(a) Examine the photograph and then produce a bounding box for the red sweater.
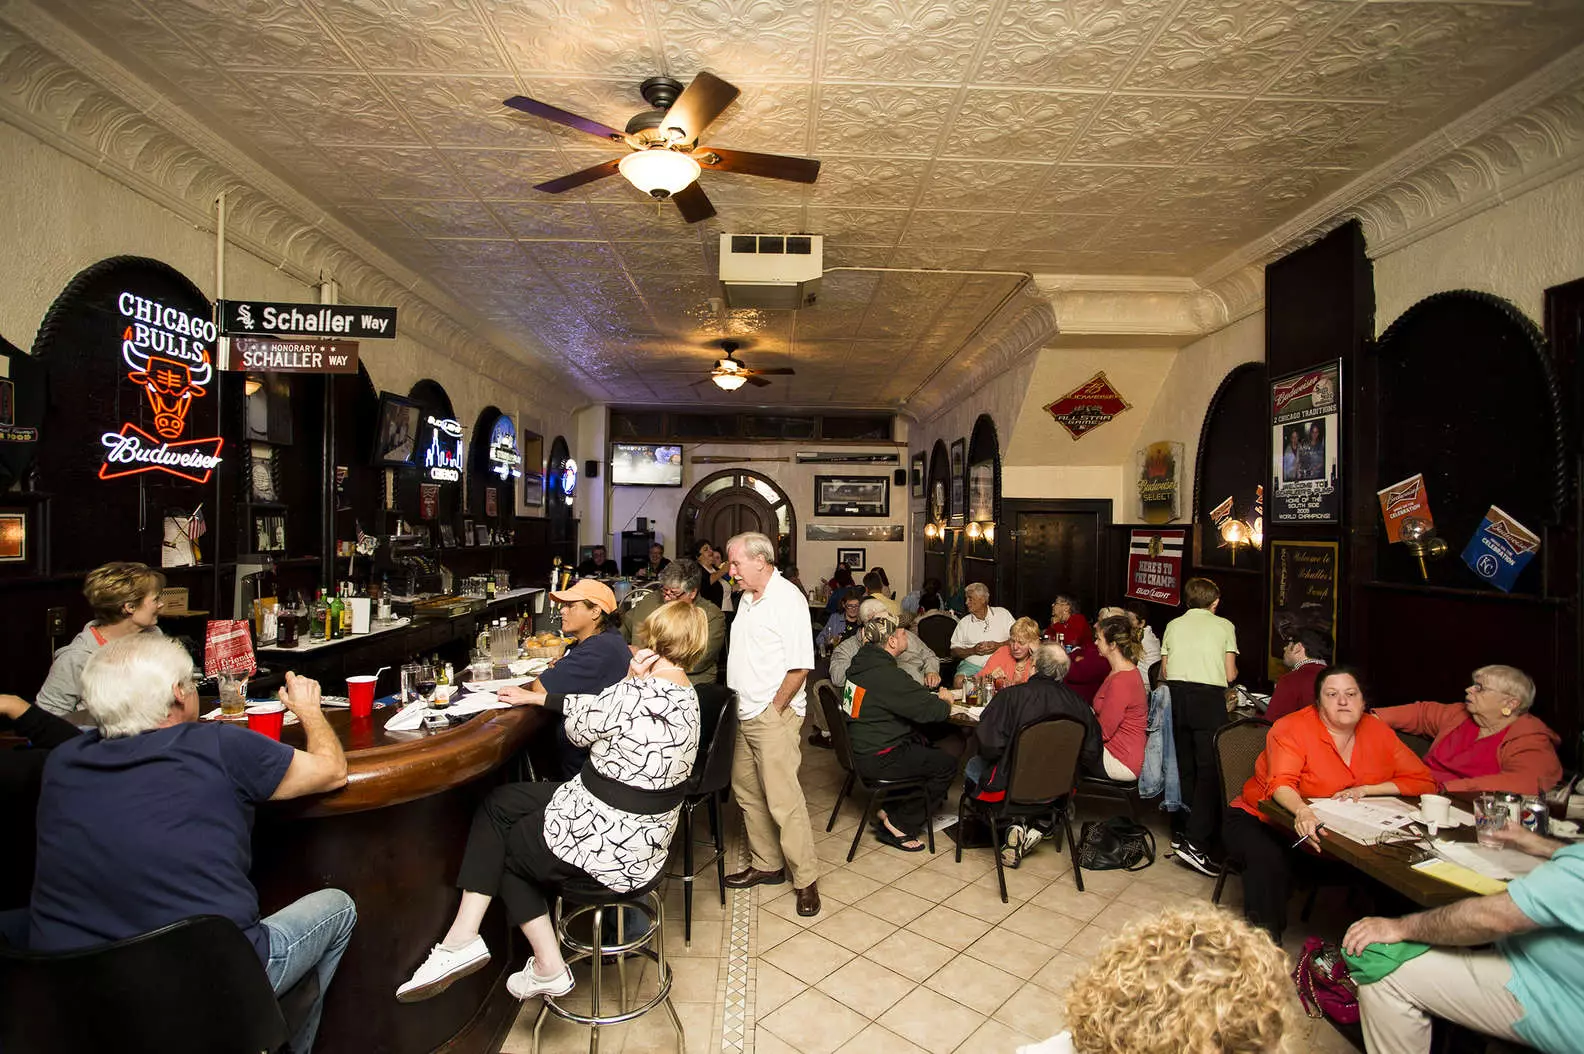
[1093,670,1147,774]
[1373,701,1563,795]
[1044,613,1091,650]
[1265,662,1325,722]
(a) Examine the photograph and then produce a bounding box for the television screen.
[374,392,420,467]
[611,443,683,486]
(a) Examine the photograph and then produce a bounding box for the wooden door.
[999,500,1111,624]
[697,489,776,550]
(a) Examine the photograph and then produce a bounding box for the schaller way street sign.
[217,299,397,339]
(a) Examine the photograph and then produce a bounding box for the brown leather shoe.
[795,883,821,917]
[723,867,786,889]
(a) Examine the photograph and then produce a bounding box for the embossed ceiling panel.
[30,0,1584,409]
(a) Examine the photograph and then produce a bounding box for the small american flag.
[187,505,206,540]
[356,521,368,547]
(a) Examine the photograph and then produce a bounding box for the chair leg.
[616,907,628,1014]
[708,794,726,907]
[921,787,936,855]
[589,905,604,1054]
[954,794,967,863]
[652,894,685,1054]
[1212,868,1228,905]
[988,816,1008,903]
[1062,809,1084,892]
[849,791,875,862]
[827,772,854,832]
[681,805,695,945]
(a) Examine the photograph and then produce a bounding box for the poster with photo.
[1270,361,1341,524]
[949,439,965,526]
[1268,540,1339,679]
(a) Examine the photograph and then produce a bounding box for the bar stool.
[533,872,684,1054]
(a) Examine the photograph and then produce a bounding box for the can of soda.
[1520,797,1550,836]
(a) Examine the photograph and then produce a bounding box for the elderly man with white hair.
[29,634,355,1054]
[949,582,1014,681]
[721,531,821,917]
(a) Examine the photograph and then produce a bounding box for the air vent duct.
[718,233,822,310]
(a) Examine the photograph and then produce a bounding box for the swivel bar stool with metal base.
[532,871,684,1054]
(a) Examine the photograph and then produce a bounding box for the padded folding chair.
[1212,716,1272,905]
[815,679,937,862]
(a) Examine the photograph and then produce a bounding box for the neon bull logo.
[123,326,211,439]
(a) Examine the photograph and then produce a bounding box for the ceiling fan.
[503,72,820,223]
[697,341,794,391]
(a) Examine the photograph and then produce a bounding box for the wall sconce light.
[1219,517,1252,565]
[965,521,982,540]
[924,522,940,540]
[243,375,264,397]
[1399,517,1448,580]
[982,522,995,544]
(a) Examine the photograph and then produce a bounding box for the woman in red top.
[1043,594,1090,652]
[1222,666,1435,940]
[1375,665,1562,796]
[1091,615,1147,780]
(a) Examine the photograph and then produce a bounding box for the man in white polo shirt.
[950,582,1014,681]
[722,531,821,917]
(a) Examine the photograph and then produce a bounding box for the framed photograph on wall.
[1271,360,1342,524]
[949,439,966,526]
[0,511,26,562]
[814,475,890,517]
[968,461,995,523]
[835,547,867,572]
[910,452,925,499]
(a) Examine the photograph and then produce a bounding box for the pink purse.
[1292,937,1360,1024]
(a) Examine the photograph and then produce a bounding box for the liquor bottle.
[328,590,345,640]
[309,590,327,641]
[338,583,353,636]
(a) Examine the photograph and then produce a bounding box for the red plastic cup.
[346,675,378,719]
[245,702,286,740]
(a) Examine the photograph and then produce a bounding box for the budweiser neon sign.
[99,290,224,483]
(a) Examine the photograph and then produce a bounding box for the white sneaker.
[507,957,576,1000]
[1020,827,1044,858]
[396,936,490,1003]
[1000,825,1025,869]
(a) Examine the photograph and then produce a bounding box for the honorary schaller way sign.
[225,336,360,374]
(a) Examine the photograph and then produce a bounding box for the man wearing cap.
[503,578,630,779]
[722,532,821,917]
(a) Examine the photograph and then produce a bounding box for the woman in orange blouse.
[1222,666,1436,940]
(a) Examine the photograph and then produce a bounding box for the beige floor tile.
[961,927,1059,980]
[1065,865,1136,896]
[812,905,900,953]
[851,887,936,927]
[756,909,802,953]
[949,876,1030,920]
[954,1016,1039,1054]
[664,956,722,1003]
[754,960,809,1017]
[816,865,885,904]
[664,917,724,956]
[1062,926,1105,959]
[847,847,930,883]
[1028,950,1089,995]
[835,1022,928,1054]
[1114,877,1191,910]
[1026,880,1112,922]
[816,837,865,866]
[621,999,713,1054]
[1015,844,1076,879]
[815,954,920,1019]
[894,866,970,902]
[755,1024,802,1054]
[500,1002,589,1054]
[924,847,997,881]
[761,929,856,985]
[906,904,994,951]
[970,862,1058,903]
[923,955,1023,1015]
[760,988,870,1054]
[878,986,987,1054]
[999,903,1087,948]
[993,979,1068,1039]
[1086,897,1157,935]
[762,886,848,926]
[864,929,958,983]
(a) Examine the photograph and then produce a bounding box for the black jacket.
[843,643,950,755]
[972,674,1101,797]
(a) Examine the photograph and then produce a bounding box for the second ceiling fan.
[504,71,820,223]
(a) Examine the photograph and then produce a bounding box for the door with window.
[998,499,1111,624]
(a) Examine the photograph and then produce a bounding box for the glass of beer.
[218,674,247,718]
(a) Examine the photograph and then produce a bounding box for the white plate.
[1550,818,1581,839]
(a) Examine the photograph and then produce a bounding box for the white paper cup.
[1420,793,1452,825]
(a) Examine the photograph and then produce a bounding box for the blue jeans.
[963,755,985,787]
[263,888,357,1054]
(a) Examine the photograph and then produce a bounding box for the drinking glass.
[416,673,437,707]
[1474,793,1511,847]
[400,663,426,707]
[218,674,247,717]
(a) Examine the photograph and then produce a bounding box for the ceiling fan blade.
[695,146,820,184]
[504,95,627,144]
[673,181,716,224]
[661,71,739,144]
[533,158,622,194]
[745,375,773,387]
[747,367,795,376]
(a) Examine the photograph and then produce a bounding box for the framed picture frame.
[439,523,457,548]
[949,439,966,526]
[1270,360,1342,525]
[910,452,925,499]
[0,510,26,562]
[968,460,995,523]
[461,517,475,546]
[835,547,867,572]
[814,475,890,518]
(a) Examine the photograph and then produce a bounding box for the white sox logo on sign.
[236,304,256,329]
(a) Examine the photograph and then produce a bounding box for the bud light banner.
[1460,505,1540,593]
[1270,361,1341,524]
[1125,529,1185,607]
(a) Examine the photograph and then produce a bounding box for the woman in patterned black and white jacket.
[396,600,707,1005]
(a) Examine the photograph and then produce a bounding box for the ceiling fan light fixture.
[618,148,701,199]
[712,372,748,391]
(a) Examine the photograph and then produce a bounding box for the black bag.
[1078,817,1156,871]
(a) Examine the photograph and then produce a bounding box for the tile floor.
[503,723,1364,1054]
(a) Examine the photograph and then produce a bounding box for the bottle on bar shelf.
[328,589,345,640]
[338,583,354,637]
[309,589,328,641]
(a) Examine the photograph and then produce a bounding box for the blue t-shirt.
[30,721,294,964]
[537,627,630,697]
[1501,843,1584,1054]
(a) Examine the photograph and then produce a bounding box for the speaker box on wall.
[585,460,599,479]
[893,469,907,486]
[636,517,649,532]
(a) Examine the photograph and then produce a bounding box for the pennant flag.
[1461,505,1540,593]
[1377,474,1431,544]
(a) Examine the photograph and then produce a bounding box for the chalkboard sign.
[1268,540,1339,679]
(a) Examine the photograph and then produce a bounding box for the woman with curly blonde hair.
[1025,905,1291,1054]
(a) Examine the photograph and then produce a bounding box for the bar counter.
[253,703,550,1054]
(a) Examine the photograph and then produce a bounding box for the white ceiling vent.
[718,233,822,310]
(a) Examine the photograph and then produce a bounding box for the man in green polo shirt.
[1159,576,1239,877]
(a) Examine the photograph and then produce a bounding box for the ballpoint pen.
[1290,823,1325,849]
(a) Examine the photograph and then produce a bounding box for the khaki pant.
[1358,947,1524,1054]
[731,705,819,888]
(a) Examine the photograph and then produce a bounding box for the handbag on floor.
[1077,817,1155,871]
[1293,937,1360,1024]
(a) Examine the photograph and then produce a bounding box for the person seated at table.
[398,602,707,1004]
[631,542,670,582]
[575,544,620,578]
[619,559,724,686]
[1091,615,1148,781]
[1345,821,1581,1054]
[817,587,866,653]
[0,693,81,946]
[30,636,354,1054]
[840,612,957,852]
[1034,905,1291,1054]
[1123,601,1162,686]
[830,604,941,690]
[1062,632,1111,704]
[968,616,1042,689]
[503,579,631,779]
[964,643,1102,868]
[1374,665,1562,796]
[903,577,947,615]
[1221,666,1436,940]
[823,562,856,614]
[1043,594,1091,653]
[950,583,1014,682]
[36,561,166,716]
[783,565,805,592]
[1264,628,1331,722]
[864,570,901,619]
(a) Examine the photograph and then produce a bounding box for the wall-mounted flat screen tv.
[374,392,421,467]
[610,443,683,486]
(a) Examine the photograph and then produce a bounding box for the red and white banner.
[1126,529,1185,607]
